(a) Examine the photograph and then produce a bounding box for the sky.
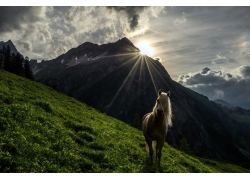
[0,3,250,108]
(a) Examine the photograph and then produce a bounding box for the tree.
[11,52,17,74]
[0,49,3,69]
[24,56,34,80]
[3,45,11,71]
[15,53,24,76]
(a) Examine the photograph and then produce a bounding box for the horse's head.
[154,89,171,117]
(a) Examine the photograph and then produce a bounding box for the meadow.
[0,70,249,173]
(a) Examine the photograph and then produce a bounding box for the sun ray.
[145,56,174,93]
[144,56,158,95]
[138,56,144,92]
[106,54,141,112]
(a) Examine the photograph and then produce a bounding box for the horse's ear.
[158,89,162,96]
[167,91,171,97]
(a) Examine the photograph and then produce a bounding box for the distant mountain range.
[11,37,250,168]
[214,99,234,107]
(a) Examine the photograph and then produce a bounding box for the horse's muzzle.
[157,108,163,117]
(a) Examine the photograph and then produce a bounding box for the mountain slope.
[29,37,250,167]
[1,70,250,172]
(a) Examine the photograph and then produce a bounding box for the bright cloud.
[178,65,250,109]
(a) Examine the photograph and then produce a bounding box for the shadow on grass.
[141,156,165,173]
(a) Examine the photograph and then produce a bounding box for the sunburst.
[135,41,154,57]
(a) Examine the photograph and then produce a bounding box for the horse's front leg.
[156,140,164,167]
[155,141,158,162]
[145,136,153,165]
[149,141,153,165]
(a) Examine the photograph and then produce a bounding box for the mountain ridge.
[214,99,234,107]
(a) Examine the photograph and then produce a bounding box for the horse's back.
[142,112,152,133]
[142,113,151,123]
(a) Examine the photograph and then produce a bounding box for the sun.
[135,41,154,57]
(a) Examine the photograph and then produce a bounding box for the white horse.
[142,89,172,166]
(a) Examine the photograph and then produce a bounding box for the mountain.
[30,37,250,168]
[214,99,234,107]
[0,40,19,55]
[1,70,250,172]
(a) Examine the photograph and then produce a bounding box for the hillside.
[1,70,250,172]
[29,37,250,167]
[219,105,250,160]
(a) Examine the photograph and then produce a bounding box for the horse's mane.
[152,92,172,128]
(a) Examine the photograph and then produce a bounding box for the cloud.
[18,41,32,51]
[211,53,236,65]
[240,47,250,57]
[0,6,164,60]
[153,57,163,63]
[0,7,46,33]
[231,65,250,79]
[107,7,146,31]
[214,89,224,99]
[201,67,210,74]
[174,12,187,25]
[178,65,250,109]
[178,67,225,86]
[212,53,228,62]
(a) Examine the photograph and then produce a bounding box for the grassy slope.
[0,70,249,173]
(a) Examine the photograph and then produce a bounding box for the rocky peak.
[0,39,19,55]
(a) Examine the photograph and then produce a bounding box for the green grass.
[0,69,249,173]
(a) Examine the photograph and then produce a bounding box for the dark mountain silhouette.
[30,37,250,168]
[214,99,234,107]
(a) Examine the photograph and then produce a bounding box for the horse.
[142,89,172,167]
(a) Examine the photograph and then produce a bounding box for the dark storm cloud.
[242,66,250,78]
[106,6,147,31]
[178,66,250,109]
[130,14,140,30]
[201,67,210,74]
[0,7,44,33]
